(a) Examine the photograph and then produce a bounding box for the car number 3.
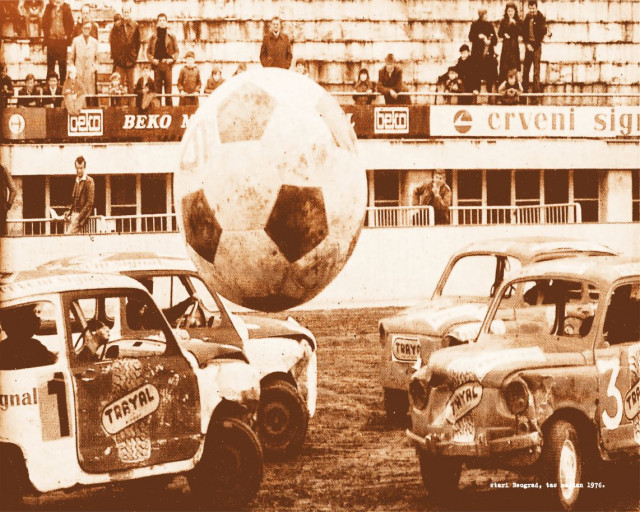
[596,358,623,430]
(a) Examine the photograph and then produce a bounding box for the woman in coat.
[498,2,522,82]
[69,19,98,104]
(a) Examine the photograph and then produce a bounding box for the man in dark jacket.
[376,53,410,105]
[468,8,498,94]
[454,44,474,104]
[42,0,74,84]
[64,155,95,234]
[146,13,179,106]
[412,170,452,225]
[522,0,547,95]
[260,17,293,69]
[109,3,140,100]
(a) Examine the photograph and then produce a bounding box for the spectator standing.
[468,8,498,93]
[177,51,201,106]
[204,65,224,94]
[41,72,63,107]
[73,4,98,39]
[62,64,86,115]
[0,62,14,109]
[453,44,474,104]
[498,68,523,105]
[134,66,159,112]
[353,68,375,105]
[70,19,99,105]
[377,53,410,105]
[110,3,140,100]
[19,0,45,38]
[107,71,127,106]
[42,0,74,85]
[498,2,522,83]
[259,17,293,69]
[64,156,95,234]
[0,164,18,237]
[17,74,42,106]
[522,0,547,96]
[412,170,452,226]
[147,13,179,106]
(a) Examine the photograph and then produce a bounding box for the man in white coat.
[69,19,98,105]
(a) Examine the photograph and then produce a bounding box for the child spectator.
[377,53,410,105]
[62,64,86,115]
[204,65,224,94]
[134,66,158,112]
[41,72,62,107]
[107,71,127,106]
[0,62,14,109]
[295,59,309,77]
[443,67,464,105]
[17,73,42,106]
[19,0,45,38]
[353,68,375,105]
[177,51,202,106]
[498,68,523,105]
[454,44,474,102]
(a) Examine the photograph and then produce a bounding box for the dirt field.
[24,307,639,511]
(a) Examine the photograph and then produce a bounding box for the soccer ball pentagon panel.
[175,68,366,312]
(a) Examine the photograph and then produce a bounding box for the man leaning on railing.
[412,170,452,225]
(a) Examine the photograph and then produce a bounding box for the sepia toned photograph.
[0,0,638,510]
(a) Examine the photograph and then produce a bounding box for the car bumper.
[406,428,541,457]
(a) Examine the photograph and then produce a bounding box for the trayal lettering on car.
[102,384,160,435]
[444,382,483,424]
[391,335,420,362]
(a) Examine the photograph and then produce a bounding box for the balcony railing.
[450,203,582,225]
[366,206,435,227]
[3,203,583,236]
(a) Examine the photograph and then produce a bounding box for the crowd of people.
[0,0,548,110]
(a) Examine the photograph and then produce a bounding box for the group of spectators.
[441,0,547,105]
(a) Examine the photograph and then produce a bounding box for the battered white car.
[0,271,263,510]
[379,237,617,423]
[39,253,317,460]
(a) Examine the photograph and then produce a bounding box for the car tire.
[188,418,263,510]
[418,452,461,501]
[257,379,309,460]
[541,420,584,511]
[383,388,409,425]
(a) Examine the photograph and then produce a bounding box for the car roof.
[510,256,640,287]
[0,270,146,304]
[38,252,197,275]
[456,237,617,262]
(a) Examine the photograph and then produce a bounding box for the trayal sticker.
[445,382,483,424]
[102,384,160,435]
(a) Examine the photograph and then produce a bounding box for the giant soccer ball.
[175,68,367,312]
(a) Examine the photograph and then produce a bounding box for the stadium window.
[573,169,599,222]
[50,175,75,216]
[373,170,400,207]
[633,169,639,222]
[456,170,482,225]
[110,174,138,232]
[515,170,540,207]
[22,176,46,219]
[141,174,168,214]
[544,170,569,205]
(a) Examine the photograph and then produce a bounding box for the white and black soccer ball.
[175,68,367,312]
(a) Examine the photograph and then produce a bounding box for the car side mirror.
[105,345,119,359]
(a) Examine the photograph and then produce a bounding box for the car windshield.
[481,278,600,348]
[440,254,522,298]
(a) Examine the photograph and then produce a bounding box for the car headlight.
[409,378,429,410]
[503,379,530,415]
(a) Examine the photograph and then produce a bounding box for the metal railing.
[366,205,435,227]
[6,213,178,236]
[449,203,582,225]
[1,203,584,236]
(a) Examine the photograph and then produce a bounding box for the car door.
[64,290,202,474]
[595,280,640,454]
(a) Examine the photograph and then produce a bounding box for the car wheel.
[418,452,461,501]
[541,420,583,511]
[257,379,309,460]
[188,418,263,510]
[383,388,409,425]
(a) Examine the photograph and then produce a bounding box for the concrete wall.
[2,0,638,98]
[2,222,639,310]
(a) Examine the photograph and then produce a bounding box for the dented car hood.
[381,297,489,337]
[423,335,589,388]
[241,315,316,348]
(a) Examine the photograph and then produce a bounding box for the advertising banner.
[430,106,640,138]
